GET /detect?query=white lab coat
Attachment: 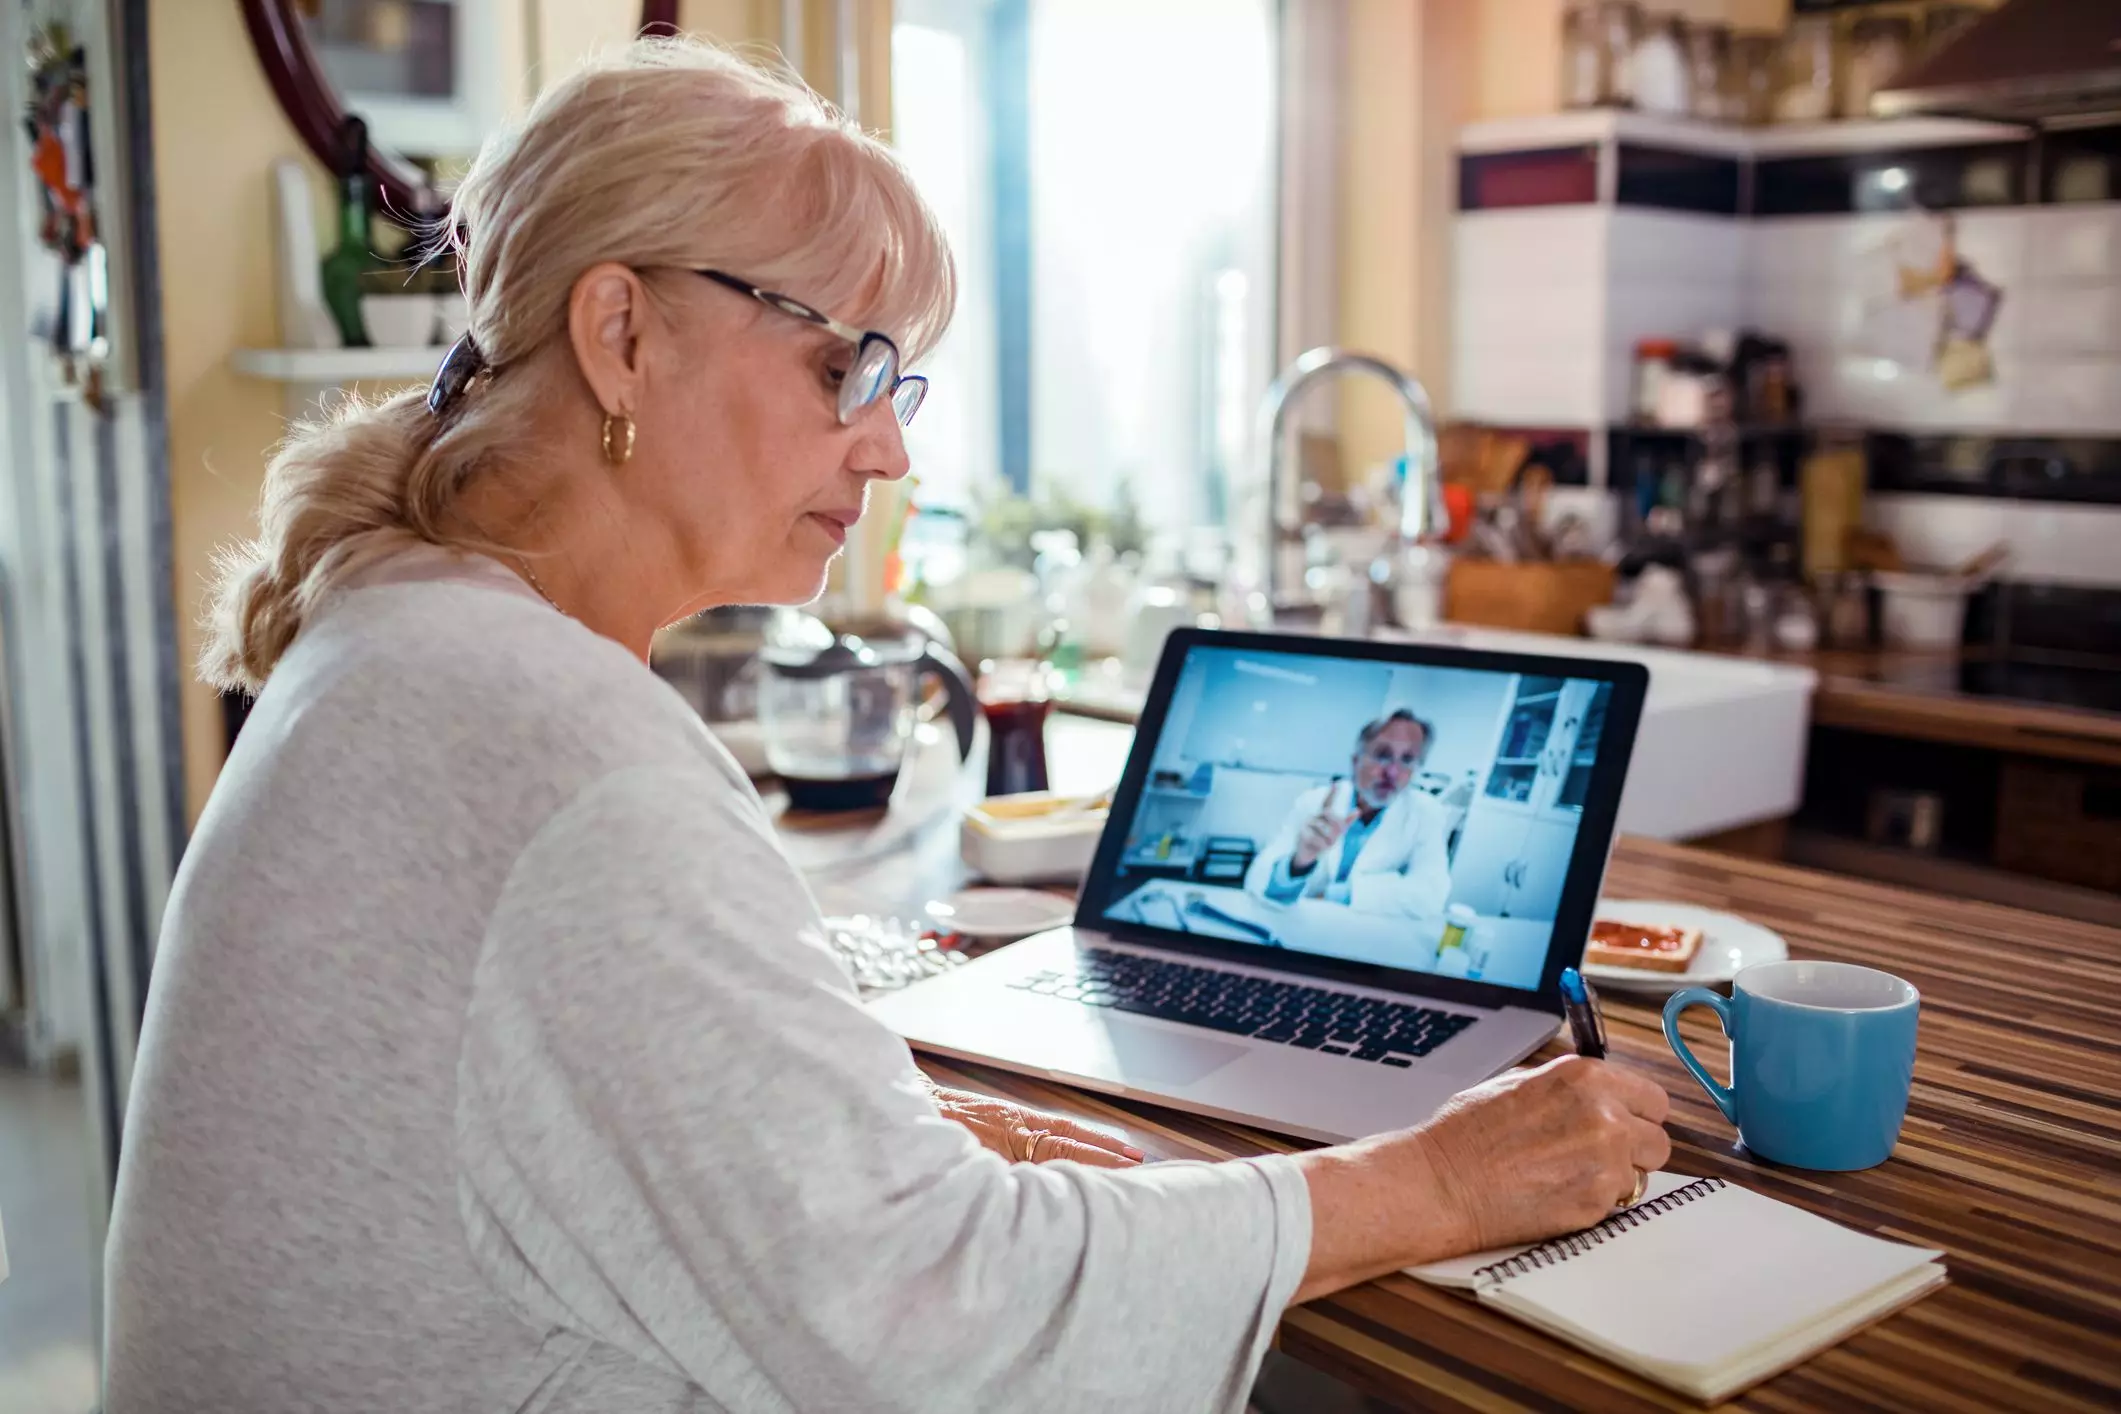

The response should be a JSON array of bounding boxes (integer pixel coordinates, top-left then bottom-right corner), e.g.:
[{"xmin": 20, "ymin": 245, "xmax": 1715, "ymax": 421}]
[{"xmin": 1243, "ymin": 778, "xmax": 1454, "ymax": 917}]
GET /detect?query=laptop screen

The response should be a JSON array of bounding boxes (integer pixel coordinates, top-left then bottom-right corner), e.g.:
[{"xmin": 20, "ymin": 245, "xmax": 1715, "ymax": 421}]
[{"xmin": 1085, "ymin": 635, "xmax": 1643, "ymax": 999}]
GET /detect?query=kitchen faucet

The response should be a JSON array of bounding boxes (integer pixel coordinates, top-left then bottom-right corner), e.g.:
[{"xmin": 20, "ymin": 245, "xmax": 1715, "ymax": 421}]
[{"xmin": 1253, "ymin": 347, "xmax": 1446, "ymax": 626}]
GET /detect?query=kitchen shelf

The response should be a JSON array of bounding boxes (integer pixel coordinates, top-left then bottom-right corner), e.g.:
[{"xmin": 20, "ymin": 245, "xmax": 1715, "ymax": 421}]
[
  {"xmin": 231, "ymin": 347, "xmax": 442, "ymax": 383},
  {"xmin": 1458, "ymin": 109, "xmax": 2029, "ymax": 160}
]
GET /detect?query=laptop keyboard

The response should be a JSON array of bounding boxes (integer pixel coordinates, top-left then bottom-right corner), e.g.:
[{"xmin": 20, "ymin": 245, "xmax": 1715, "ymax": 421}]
[{"xmin": 1005, "ymin": 946, "xmax": 1477, "ymax": 1066}]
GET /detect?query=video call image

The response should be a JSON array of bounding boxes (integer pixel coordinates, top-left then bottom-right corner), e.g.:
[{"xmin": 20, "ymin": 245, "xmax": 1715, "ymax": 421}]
[{"xmin": 1102, "ymin": 647, "xmax": 1615, "ymax": 991}]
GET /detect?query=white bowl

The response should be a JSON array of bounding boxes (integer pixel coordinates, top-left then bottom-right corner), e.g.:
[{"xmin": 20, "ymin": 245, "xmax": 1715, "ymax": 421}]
[
  {"xmin": 360, "ymin": 292, "xmax": 439, "ymax": 349},
  {"xmin": 1872, "ymin": 571, "xmax": 1970, "ymax": 649},
  {"xmin": 435, "ymin": 293, "xmax": 471, "ymax": 344}
]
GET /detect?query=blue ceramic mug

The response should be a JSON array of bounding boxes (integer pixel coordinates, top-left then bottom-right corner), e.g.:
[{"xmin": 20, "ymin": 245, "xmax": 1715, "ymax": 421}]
[{"xmin": 1663, "ymin": 960, "xmax": 1919, "ymax": 1171}]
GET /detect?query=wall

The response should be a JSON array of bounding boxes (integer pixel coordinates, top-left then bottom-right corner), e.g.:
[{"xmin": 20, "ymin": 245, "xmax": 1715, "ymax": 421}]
[
  {"xmin": 1334, "ymin": 0, "xmax": 1469, "ymax": 483},
  {"xmin": 1380, "ymin": 664, "xmax": 1513, "ymax": 789},
  {"xmin": 150, "ymin": 3, "xmax": 311, "ymax": 827},
  {"xmin": 1326, "ymin": 0, "xmax": 1796, "ymax": 479},
  {"xmin": 1747, "ymin": 206, "xmax": 2121, "ymax": 437}
]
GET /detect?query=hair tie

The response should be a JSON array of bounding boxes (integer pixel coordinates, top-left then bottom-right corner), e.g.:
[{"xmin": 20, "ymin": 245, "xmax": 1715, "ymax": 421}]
[{"xmin": 426, "ymin": 333, "xmax": 487, "ymax": 415}]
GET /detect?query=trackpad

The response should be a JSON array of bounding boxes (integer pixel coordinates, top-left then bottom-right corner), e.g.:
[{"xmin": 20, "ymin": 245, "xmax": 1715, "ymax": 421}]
[{"xmin": 1074, "ymin": 1020, "xmax": 1248, "ymax": 1087}]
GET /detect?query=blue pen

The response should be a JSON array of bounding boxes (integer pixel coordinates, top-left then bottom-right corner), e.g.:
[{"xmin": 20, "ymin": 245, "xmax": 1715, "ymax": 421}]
[{"xmin": 1559, "ymin": 967, "xmax": 1608, "ymax": 1061}]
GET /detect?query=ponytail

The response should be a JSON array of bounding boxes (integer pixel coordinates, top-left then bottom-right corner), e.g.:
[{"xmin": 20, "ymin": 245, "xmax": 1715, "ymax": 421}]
[{"xmin": 199, "ymin": 390, "xmax": 440, "ymax": 691}]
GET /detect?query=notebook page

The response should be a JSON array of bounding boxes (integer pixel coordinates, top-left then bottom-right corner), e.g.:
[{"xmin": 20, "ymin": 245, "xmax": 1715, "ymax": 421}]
[
  {"xmin": 1484, "ymin": 1183, "xmax": 1942, "ymax": 1371},
  {"xmin": 1405, "ymin": 1172, "xmax": 1700, "ymax": 1289}
]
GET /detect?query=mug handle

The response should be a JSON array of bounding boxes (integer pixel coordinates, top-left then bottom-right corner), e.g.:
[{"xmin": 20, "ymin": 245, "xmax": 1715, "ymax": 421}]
[
  {"xmin": 1662, "ymin": 987, "xmax": 1738, "ymax": 1123},
  {"xmin": 916, "ymin": 642, "xmax": 979, "ymax": 762}
]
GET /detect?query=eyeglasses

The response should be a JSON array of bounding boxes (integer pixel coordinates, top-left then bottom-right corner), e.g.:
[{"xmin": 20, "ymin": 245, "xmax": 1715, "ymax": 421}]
[
  {"xmin": 1360, "ymin": 743, "xmax": 1424, "ymax": 770},
  {"xmin": 694, "ymin": 269, "xmax": 927, "ymax": 427}
]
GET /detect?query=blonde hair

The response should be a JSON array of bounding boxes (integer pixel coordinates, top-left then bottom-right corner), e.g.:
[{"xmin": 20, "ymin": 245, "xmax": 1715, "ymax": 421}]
[{"xmin": 201, "ymin": 37, "xmax": 955, "ymax": 691}]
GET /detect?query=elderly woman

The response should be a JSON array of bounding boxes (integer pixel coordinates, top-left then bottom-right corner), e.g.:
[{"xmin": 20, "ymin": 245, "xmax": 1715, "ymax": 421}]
[{"xmin": 105, "ymin": 40, "xmax": 1668, "ymax": 1414}]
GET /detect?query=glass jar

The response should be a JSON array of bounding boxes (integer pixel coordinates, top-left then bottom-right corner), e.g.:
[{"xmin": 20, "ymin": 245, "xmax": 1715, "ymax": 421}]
[
  {"xmin": 1561, "ymin": 1, "xmax": 1604, "ymax": 110},
  {"xmin": 1729, "ymin": 32, "xmax": 1779, "ymax": 125},
  {"xmin": 1633, "ymin": 15, "xmax": 1690, "ymax": 115},
  {"xmin": 1773, "ymin": 14, "xmax": 1836, "ymax": 123},
  {"xmin": 1632, "ymin": 339, "xmax": 1678, "ymax": 424},
  {"xmin": 1595, "ymin": 0, "xmax": 1642, "ymax": 107},
  {"xmin": 1920, "ymin": 4, "xmax": 1984, "ymax": 59},
  {"xmin": 1843, "ymin": 15, "xmax": 1914, "ymax": 120},
  {"xmin": 1686, "ymin": 21, "xmax": 1732, "ymax": 122}
]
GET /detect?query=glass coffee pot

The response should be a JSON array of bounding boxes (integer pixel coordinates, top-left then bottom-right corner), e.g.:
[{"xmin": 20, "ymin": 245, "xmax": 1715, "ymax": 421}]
[{"xmin": 758, "ymin": 611, "xmax": 977, "ymax": 811}]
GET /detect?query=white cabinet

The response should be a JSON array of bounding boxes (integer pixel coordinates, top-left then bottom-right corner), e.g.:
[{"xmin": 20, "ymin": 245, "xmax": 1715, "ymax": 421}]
[
  {"xmin": 1447, "ymin": 678, "xmax": 1610, "ymax": 921},
  {"xmin": 1480, "ymin": 677, "xmax": 1607, "ymax": 820}
]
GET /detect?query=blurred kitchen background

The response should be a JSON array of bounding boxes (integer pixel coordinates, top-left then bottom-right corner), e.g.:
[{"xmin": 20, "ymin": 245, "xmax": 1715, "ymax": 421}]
[{"xmin": 3, "ymin": 0, "xmax": 2119, "ymax": 1408}]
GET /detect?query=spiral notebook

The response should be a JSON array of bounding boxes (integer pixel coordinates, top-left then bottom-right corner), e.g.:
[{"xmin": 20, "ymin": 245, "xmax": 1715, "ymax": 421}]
[{"xmin": 1407, "ymin": 1174, "xmax": 1947, "ymax": 1404}]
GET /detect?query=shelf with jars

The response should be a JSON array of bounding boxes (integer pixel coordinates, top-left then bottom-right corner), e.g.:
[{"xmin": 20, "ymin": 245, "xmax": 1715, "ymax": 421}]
[
  {"xmin": 1556, "ymin": 0, "xmax": 1990, "ymax": 129},
  {"xmin": 1458, "ymin": 108, "xmax": 2028, "ymax": 165}
]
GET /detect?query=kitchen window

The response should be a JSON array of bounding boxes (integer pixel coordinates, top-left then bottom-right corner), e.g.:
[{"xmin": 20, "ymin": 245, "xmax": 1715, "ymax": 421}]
[{"xmin": 890, "ymin": 0, "xmax": 1279, "ymax": 537}]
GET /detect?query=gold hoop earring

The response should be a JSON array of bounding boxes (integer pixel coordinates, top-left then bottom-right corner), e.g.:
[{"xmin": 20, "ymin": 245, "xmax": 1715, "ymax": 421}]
[{"xmin": 600, "ymin": 411, "xmax": 636, "ymax": 466}]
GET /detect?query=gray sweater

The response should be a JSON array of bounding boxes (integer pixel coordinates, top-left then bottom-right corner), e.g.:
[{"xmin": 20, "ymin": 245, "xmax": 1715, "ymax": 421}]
[{"xmin": 104, "ymin": 553, "xmax": 1309, "ymax": 1413}]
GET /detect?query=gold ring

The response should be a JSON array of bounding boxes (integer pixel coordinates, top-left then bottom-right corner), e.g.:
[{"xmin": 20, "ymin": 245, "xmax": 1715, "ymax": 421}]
[
  {"xmin": 1022, "ymin": 1128, "xmax": 1048, "ymax": 1163},
  {"xmin": 1621, "ymin": 1168, "xmax": 1648, "ymax": 1209}
]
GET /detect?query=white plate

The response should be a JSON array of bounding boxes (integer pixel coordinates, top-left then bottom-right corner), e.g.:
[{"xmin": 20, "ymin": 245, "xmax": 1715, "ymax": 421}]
[
  {"xmin": 925, "ymin": 887, "xmax": 1076, "ymax": 940},
  {"xmin": 1582, "ymin": 899, "xmax": 1789, "ymax": 995}
]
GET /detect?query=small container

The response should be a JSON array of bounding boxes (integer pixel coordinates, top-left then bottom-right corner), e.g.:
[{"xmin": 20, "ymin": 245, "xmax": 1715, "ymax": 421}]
[
  {"xmin": 1920, "ymin": 3, "xmax": 1984, "ymax": 59},
  {"xmin": 1632, "ymin": 338, "xmax": 1678, "ymax": 423},
  {"xmin": 1867, "ymin": 789, "xmax": 1944, "ymax": 853},
  {"xmin": 1595, "ymin": 0, "xmax": 1643, "ymax": 107},
  {"xmin": 1825, "ymin": 572, "xmax": 1872, "ymax": 649},
  {"xmin": 1774, "ymin": 15, "xmax": 1836, "ymax": 122},
  {"xmin": 358, "ymin": 291, "xmax": 438, "ymax": 348},
  {"xmin": 1685, "ymin": 21, "xmax": 1732, "ymax": 122},
  {"xmin": 436, "ymin": 292, "xmax": 471, "ymax": 345},
  {"xmin": 1730, "ymin": 32, "xmax": 1779, "ymax": 125},
  {"xmin": 1437, "ymin": 903, "xmax": 1478, "ymax": 960},
  {"xmin": 1633, "ymin": 15, "xmax": 1690, "ymax": 116},
  {"xmin": 1842, "ymin": 15, "xmax": 1914, "ymax": 120},
  {"xmin": 960, "ymin": 792, "xmax": 1107, "ymax": 885},
  {"xmin": 1873, "ymin": 570, "xmax": 1973, "ymax": 648},
  {"xmin": 1561, "ymin": 1, "xmax": 1605, "ymax": 109},
  {"xmin": 1654, "ymin": 351, "xmax": 1721, "ymax": 430},
  {"xmin": 978, "ymin": 659, "xmax": 1054, "ymax": 797}
]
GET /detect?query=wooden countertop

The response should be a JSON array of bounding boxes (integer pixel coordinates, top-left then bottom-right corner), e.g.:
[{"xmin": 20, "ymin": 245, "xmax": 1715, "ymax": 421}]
[
  {"xmin": 788, "ymin": 721, "xmax": 2121, "ymax": 1412},
  {"xmin": 1715, "ymin": 644, "xmax": 2121, "ymax": 767},
  {"xmin": 922, "ymin": 840, "xmax": 2121, "ymax": 1412}
]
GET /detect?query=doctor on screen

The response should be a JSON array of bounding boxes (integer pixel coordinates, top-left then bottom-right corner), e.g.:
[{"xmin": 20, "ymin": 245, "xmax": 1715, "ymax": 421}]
[{"xmin": 1243, "ymin": 709, "xmax": 1453, "ymax": 917}]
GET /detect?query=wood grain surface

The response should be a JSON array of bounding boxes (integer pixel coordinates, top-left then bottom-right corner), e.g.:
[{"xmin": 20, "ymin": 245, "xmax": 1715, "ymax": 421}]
[
  {"xmin": 790, "ymin": 716, "xmax": 2119, "ymax": 1409},
  {"xmin": 907, "ymin": 834, "xmax": 2121, "ymax": 1410},
  {"xmin": 1716, "ymin": 645, "xmax": 2121, "ymax": 768}
]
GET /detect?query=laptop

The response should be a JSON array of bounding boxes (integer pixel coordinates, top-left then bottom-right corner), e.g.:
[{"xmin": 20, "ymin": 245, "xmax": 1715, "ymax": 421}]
[{"xmin": 867, "ymin": 628, "xmax": 1650, "ymax": 1143}]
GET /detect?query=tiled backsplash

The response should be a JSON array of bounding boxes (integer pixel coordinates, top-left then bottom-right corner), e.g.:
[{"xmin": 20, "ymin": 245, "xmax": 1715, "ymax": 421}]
[
  {"xmin": 1750, "ymin": 206, "xmax": 2121, "ymax": 435},
  {"xmin": 1452, "ymin": 114, "xmax": 2121, "ymax": 593},
  {"xmin": 1454, "ymin": 201, "xmax": 2121, "ymax": 437},
  {"xmin": 1452, "ymin": 114, "xmax": 2121, "ymax": 440}
]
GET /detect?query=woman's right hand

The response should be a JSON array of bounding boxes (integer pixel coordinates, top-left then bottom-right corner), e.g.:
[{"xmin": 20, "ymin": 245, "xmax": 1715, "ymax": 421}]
[{"xmin": 1290, "ymin": 1056, "xmax": 1671, "ymax": 1303}]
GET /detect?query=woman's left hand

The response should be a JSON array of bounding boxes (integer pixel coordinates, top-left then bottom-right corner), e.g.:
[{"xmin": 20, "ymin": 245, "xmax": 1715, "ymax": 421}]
[{"xmin": 929, "ymin": 1084, "xmax": 1146, "ymax": 1168}]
